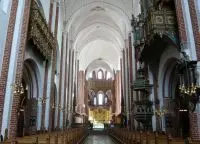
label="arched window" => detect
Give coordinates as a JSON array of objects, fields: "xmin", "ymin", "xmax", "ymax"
[
  {"xmin": 97, "ymin": 71, "xmax": 103, "ymax": 79},
  {"xmin": 89, "ymin": 72, "xmax": 92, "ymax": 78},
  {"xmin": 107, "ymin": 72, "xmax": 111, "ymax": 79},
  {"xmin": 92, "ymin": 71, "xmax": 96, "ymax": 78},
  {"xmin": 98, "ymin": 94, "xmax": 103, "ymax": 105},
  {"xmin": 94, "ymin": 97, "xmax": 97, "ymax": 105},
  {"xmin": 105, "ymin": 97, "xmax": 108, "ymax": 104}
]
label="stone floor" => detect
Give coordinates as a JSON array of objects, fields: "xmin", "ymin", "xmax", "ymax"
[{"xmin": 84, "ymin": 134, "xmax": 116, "ymax": 144}]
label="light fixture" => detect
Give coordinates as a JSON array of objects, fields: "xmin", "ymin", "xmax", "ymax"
[
  {"xmin": 155, "ymin": 107, "xmax": 168, "ymax": 117},
  {"xmin": 12, "ymin": 83, "xmax": 24, "ymax": 95},
  {"xmin": 178, "ymin": 60, "xmax": 200, "ymax": 112},
  {"xmin": 51, "ymin": 103, "xmax": 56, "ymax": 109},
  {"xmin": 58, "ymin": 104, "xmax": 65, "ymax": 111}
]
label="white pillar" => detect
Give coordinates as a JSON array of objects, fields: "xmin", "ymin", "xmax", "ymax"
[
  {"xmin": 67, "ymin": 47, "xmax": 73, "ymax": 125},
  {"xmin": 148, "ymin": 67, "xmax": 156, "ymax": 131},
  {"xmin": 37, "ymin": 62, "xmax": 45, "ymax": 130},
  {"xmin": 59, "ymin": 34, "xmax": 67, "ymax": 128},
  {"xmin": 0, "ymin": 0, "xmax": 12, "ymax": 74},
  {"xmin": 44, "ymin": 54, "xmax": 53, "ymax": 130},
  {"xmin": 182, "ymin": 0, "xmax": 197, "ymax": 60}
]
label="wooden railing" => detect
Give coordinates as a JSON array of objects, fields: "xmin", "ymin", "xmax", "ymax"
[
  {"xmin": 3, "ymin": 128, "xmax": 88, "ymax": 144},
  {"xmin": 108, "ymin": 128, "xmax": 200, "ymax": 144}
]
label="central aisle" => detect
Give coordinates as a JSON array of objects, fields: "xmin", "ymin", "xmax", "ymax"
[{"xmin": 84, "ymin": 134, "xmax": 116, "ymax": 144}]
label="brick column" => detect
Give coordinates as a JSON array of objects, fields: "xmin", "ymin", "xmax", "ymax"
[
  {"xmin": 188, "ymin": 0, "xmax": 200, "ymax": 140},
  {"xmin": 188, "ymin": 0, "xmax": 200, "ymax": 60},
  {"xmin": 54, "ymin": 2, "xmax": 59, "ymax": 38},
  {"xmin": 9, "ymin": 0, "xmax": 31, "ymax": 138},
  {"xmin": 189, "ymin": 113, "xmax": 200, "ymax": 140},
  {"xmin": 175, "ymin": 0, "xmax": 200, "ymax": 140},
  {"xmin": 48, "ymin": 2, "xmax": 53, "ymax": 28},
  {"xmin": 174, "ymin": 0, "xmax": 187, "ymax": 44},
  {"xmin": 0, "ymin": 0, "xmax": 18, "ymax": 131}
]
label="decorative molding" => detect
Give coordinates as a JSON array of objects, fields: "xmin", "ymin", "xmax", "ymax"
[
  {"xmin": 87, "ymin": 79, "xmax": 114, "ymax": 92},
  {"xmin": 90, "ymin": 6, "xmax": 105, "ymax": 12},
  {"xmin": 28, "ymin": 0, "xmax": 56, "ymax": 60},
  {"xmin": 144, "ymin": 8, "xmax": 178, "ymax": 45}
]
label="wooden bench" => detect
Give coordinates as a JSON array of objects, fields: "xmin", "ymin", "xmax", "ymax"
[
  {"xmin": 3, "ymin": 128, "xmax": 87, "ymax": 144},
  {"xmin": 108, "ymin": 128, "xmax": 200, "ymax": 144}
]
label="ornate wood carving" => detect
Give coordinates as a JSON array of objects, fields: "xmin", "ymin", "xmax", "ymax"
[
  {"xmin": 28, "ymin": 0, "xmax": 56, "ymax": 60},
  {"xmin": 86, "ymin": 79, "xmax": 114, "ymax": 92},
  {"xmin": 144, "ymin": 8, "xmax": 178, "ymax": 44}
]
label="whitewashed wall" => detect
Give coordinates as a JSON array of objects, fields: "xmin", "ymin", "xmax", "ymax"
[{"xmin": 0, "ymin": 0, "xmax": 12, "ymax": 76}]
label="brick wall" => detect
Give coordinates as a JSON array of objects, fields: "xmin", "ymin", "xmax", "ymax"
[
  {"xmin": 174, "ymin": 0, "xmax": 187, "ymax": 44},
  {"xmin": 9, "ymin": 0, "xmax": 31, "ymax": 138},
  {"xmin": 0, "ymin": 0, "xmax": 18, "ymax": 132},
  {"xmin": 188, "ymin": 0, "xmax": 200, "ymax": 60},
  {"xmin": 189, "ymin": 113, "xmax": 200, "ymax": 141},
  {"xmin": 188, "ymin": 0, "xmax": 200, "ymax": 140},
  {"xmin": 48, "ymin": 2, "xmax": 53, "ymax": 29}
]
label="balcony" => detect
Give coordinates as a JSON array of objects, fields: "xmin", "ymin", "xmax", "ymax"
[
  {"xmin": 136, "ymin": 8, "xmax": 179, "ymax": 62},
  {"xmin": 144, "ymin": 8, "xmax": 178, "ymax": 45},
  {"xmin": 28, "ymin": 0, "xmax": 56, "ymax": 60}
]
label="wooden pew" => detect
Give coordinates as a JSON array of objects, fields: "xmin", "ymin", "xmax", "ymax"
[
  {"xmin": 108, "ymin": 128, "xmax": 200, "ymax": 144},
  {"xmin": 155, "ymin": 132, "xmax": 168, "ymax": 144},
  {"xmin": 2, "ymin": 128, "xmax": 86, "ymax": 144},
  {"xmin": 147, "ymin": 132, "xmax": 156, "ymax": 144}
]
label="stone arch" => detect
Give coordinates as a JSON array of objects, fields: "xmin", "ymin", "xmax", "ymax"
[
  {"xmin": 162, "ymin": 58, "xmax": 180, "ymax": 98},
  {"xmin": 23, "ymin": 59, "xmax": 41, "ymax": 99},
  {"xmin": 17, "ymin": 58, "xmax": 41, "ymax": 137},
  {"xmin": 96, "ymin": 90, "xmax": 104, "ymax": 105},
  {"xmin": 97, "ymin": 69, "xmax": 104, "ymax": 79},
  {"xmin": 157, "ymin": 45, "xmax": 191, "ymax": 136},
  {"xmin": 158, "ymin": 45, "xmax": 181, "ymax": 106}
]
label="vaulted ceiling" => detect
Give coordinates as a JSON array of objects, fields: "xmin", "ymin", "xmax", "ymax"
[{"xmin": 64, "ymin": 0, "xmax": 140, "ymax": 71}]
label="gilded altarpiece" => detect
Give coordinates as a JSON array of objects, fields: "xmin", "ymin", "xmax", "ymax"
[{"xmin": 86, "ymin": 79, "xmax": 115, "ymax": 123}]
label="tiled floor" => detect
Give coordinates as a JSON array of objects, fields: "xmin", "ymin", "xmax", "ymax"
[{"xmin": 84, "ymin": 134, "xmax": 116, "ymax": 144}]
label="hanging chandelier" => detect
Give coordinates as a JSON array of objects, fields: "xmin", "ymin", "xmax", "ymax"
[
  {"xmin": 178, "ymin": 60, "xmax": 200, "ymax": 112},
  {"xmin": 179, "ymin": 83, "xmax": 200, "ymax": 96}
]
